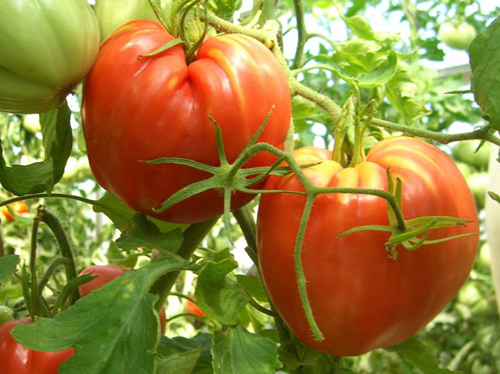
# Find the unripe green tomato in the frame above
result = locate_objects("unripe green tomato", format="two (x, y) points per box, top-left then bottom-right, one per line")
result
(467, 172), (489, 210)
(0, 0), (100, 114)
(452, 140), (490, 170)
(439, 22), (477, 50)
(94, 0), (168, 41)
(0, 306), (14, 325)
(22, 114), (41, 134)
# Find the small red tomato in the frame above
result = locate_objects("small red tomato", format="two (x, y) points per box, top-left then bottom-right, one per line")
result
(1, 201), (28, 221)
(78, 264), (128, 297)
(186, 299), (205, 318)
(0, 318), (75, 374)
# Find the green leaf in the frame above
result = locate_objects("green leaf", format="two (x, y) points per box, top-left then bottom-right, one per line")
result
(470, 17), (500, 130)
(386, 62), (431, 125)
(389, 336), (462, 374)
(94, 193), (188, 233)
(212, 325), (281, 374)
(157, 334), (212, 374)
(12, 254), (198, 374)
(358, 51), (398, 87)
(116, 214), (183, 254)
(195, 248), (249, 325)
(0, 255), (19, 283)
(235, 275), (269, 303)
(0, 101), (72, 195)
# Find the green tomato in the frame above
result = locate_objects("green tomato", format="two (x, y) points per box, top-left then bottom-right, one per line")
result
(0, 306), (14, 325)
(468, 172), (489, 210)
(22, 114), (41, 134)
(0, 0), (100, 114)
(439, 21), (477, 50)
(94, 0), (169, 41)
(452, 140), (491, 170)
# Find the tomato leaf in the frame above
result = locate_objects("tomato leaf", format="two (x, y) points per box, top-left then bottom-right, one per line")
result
(469, 17), (500, 130)
(116, 214), (183, 254)
(12, 254), (198, 374)
(389, 336), (461, 374)
(212, 325), (281, 374)
(0, 101), (72, 195)
(0, 255), (19, 283)
(195, 248), (249, 325)
(156, 334), (212, 374)
(385, 63), (431, 125)
(235, 275), (269, 303)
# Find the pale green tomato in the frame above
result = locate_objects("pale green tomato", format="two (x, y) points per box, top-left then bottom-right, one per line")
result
(22, 114), (41, 134)
(0, 0), (100, 114)
(94, 0), (169, 41)
(439, 22), (477, 50)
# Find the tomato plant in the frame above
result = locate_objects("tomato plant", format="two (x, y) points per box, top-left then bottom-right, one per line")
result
(1, 201), (28, 222)
(78, 264), (167, 333)
(439, 21), (478, 50)
(0, 0), (100, 114)
(82, 20), (291, 223)
(0, 318), (75, 374)
(257, 137), (479, 356)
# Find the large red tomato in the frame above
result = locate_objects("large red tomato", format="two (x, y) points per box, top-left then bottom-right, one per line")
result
(257, 137), (479, 356)
(82, 20), (291, 223)
(0, 318), (74, 374)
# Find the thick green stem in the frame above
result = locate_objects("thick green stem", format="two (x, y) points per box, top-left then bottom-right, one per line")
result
(29, 208), (43, 319)
(152, 217), (219, 310)
(294, 194), (323, 341)
(233, 206), (258, 257)
(291, 0), (307, 69)
(40, 208), (80, 305)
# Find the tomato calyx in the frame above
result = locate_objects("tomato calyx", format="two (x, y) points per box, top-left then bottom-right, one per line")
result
(337, 170), (476, 259)
(147, 108), (291, 223)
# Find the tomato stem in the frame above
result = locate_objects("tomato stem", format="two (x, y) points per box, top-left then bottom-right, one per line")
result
(151, 217), (219, 312)
(39, 207), (80, 305)
(294, 193), (324, 342)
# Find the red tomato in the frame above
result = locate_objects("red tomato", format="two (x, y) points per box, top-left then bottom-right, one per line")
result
(1, 201), (28, 221)
(186, 298), (205, 318)
(82, 20), (291, 223)
(257, 137), (479, 356)
(0, 318), (74, 374)
(78, 265), (167, 333)
(78, 264), (128, 297)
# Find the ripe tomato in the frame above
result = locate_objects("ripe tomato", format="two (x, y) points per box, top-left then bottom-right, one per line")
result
(257, 137), (479, 356)
(0, 318), (75, 374)
(186, 298), (205, 318)
(78, 264), (128, 297)
(82, 20), (291, 223)
(0, 0), (99, 114)
(78, 265), (167, 333)
(1, 201), (28, 222)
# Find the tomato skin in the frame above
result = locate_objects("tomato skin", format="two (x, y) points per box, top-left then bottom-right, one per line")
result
(78, 264), (128, 297)
(257, 137), (479, 356)
(0, 0), (99, 114)
(186, 299), (205, 318)
(82, 20), (291, 223)
(1, 201), (28, 222)
(0, 318), (75, 374)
